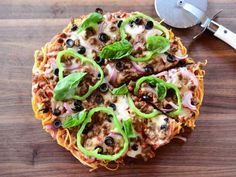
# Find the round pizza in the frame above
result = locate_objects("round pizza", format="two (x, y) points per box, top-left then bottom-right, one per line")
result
(32, 9), (205, 170)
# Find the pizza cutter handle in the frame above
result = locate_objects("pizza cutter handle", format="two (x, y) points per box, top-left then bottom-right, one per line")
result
(209, 20), (236, 49)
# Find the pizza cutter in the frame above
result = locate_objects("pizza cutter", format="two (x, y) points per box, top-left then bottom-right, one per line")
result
(154, 0), (236, 49)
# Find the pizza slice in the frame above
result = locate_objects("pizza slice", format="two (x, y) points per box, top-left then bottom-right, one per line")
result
(128, 62), (205, 128)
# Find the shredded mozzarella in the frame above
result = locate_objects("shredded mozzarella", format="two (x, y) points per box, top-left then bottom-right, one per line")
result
(125, 24), (145, 39)
(115, 96), (130, 121)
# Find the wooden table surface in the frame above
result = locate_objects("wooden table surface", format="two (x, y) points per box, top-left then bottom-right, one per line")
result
(0, 0), (236, 176)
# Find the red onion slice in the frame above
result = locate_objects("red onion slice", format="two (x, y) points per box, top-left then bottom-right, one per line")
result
(44, 124), (57, 139)
(98, 21), (108, 34)
(160, 107), (174, 113)
(182, 91), (196, 110)
(175, 54), (188, 60)
(174, 50), (188, 60)
(155, 71), (168, 77)
(174, 135), (187, 142)
(131, 61), (145, 73)
(106, 64), (117, 83)
(63, 102), (73, 114)
(161, 102), (178, 113)
(65, 63), (81, 70)
(140, 86), (156, 96)
(44, 124), (53, 130)
(181, 69), (199, 87)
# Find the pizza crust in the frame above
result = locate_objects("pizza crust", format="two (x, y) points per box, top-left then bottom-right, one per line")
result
(32, 11), (205, 170)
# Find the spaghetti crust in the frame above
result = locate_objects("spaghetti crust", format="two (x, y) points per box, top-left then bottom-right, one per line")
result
(32, 11), (205, 170)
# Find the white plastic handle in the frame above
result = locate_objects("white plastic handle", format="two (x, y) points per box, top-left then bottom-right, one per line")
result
(213, 22), (236, 49)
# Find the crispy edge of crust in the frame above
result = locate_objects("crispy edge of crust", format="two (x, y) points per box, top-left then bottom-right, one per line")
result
(183, 61), (206, 128)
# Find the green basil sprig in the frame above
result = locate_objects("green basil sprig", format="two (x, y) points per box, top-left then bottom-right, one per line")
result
(122, 118), (137, 138)
(146, 36), (170, 54)
(53, 72), (86, 101)
(62, 110), (87, 128)
(156, 82), (167, 101)
(77, 12), (104, 34)
(99, 39), (133, 59)
(111, 84), (129, 95)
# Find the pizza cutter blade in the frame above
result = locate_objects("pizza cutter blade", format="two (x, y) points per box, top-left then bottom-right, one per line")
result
(154, 0), (236, 49)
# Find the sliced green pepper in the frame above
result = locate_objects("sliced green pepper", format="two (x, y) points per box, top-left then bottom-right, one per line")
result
(164, 82), (182, 117)
(119, 12), (170, 62)
(133, 76), (182, 116)
(56, 49), (104, 101)
(127, 94), (160, 119)
(76, 107), (129, 161)
(120, 12), (169, 40)
(134, 76), (165, 95)
(128, 51), (155, 62)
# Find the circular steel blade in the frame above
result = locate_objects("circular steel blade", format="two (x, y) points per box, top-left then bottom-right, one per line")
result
(154, 0), (208, 28)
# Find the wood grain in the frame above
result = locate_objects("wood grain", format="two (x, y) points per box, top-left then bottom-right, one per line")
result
(0, 0), (236, 176)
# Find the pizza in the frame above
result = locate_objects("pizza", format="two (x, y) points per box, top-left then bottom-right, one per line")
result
(32, 9), (206, 170)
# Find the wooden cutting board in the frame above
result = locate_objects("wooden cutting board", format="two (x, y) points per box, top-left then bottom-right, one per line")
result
(0, 0), (236, 176)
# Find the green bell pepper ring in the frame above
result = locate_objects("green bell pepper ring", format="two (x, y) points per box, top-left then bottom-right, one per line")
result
(164, 82), (182, 117)
(134, 76), (165, 95)
(127, 94), (160, 119)
(128, 51), (155, 62)
(156, 82), (167, 101)
(119, 12), (170, 62)
(76, 107), (129, 161)
(56, 49), (104, 101)
(133, 76), (182, 116)
(120, 12), (169, 40)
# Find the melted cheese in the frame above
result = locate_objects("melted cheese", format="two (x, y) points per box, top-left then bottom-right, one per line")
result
(145, 28), (163, 40)
(105, 64), (113, 77)
(84, 137), (99, 150)
(151, 114), (167, 128)
(127, 143), (142, 158)
(103, 93), (130, 121)
(115, 96), (130, 121)
(71, 31), (95, 58)
(102, 14), (120, 41)
(125, 24), (145, 39)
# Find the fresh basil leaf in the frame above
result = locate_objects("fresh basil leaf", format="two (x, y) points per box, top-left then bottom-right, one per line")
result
(54, 72), (86, 101)
(123, 118), (137, 138)
(111, 84), (129, 95)
(99, 39), (133, 59)
(62, 110), (87, 128)
(77, 12), (104, 34)
(146, 36), (170, 54)
(156, 82), (167, 101)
